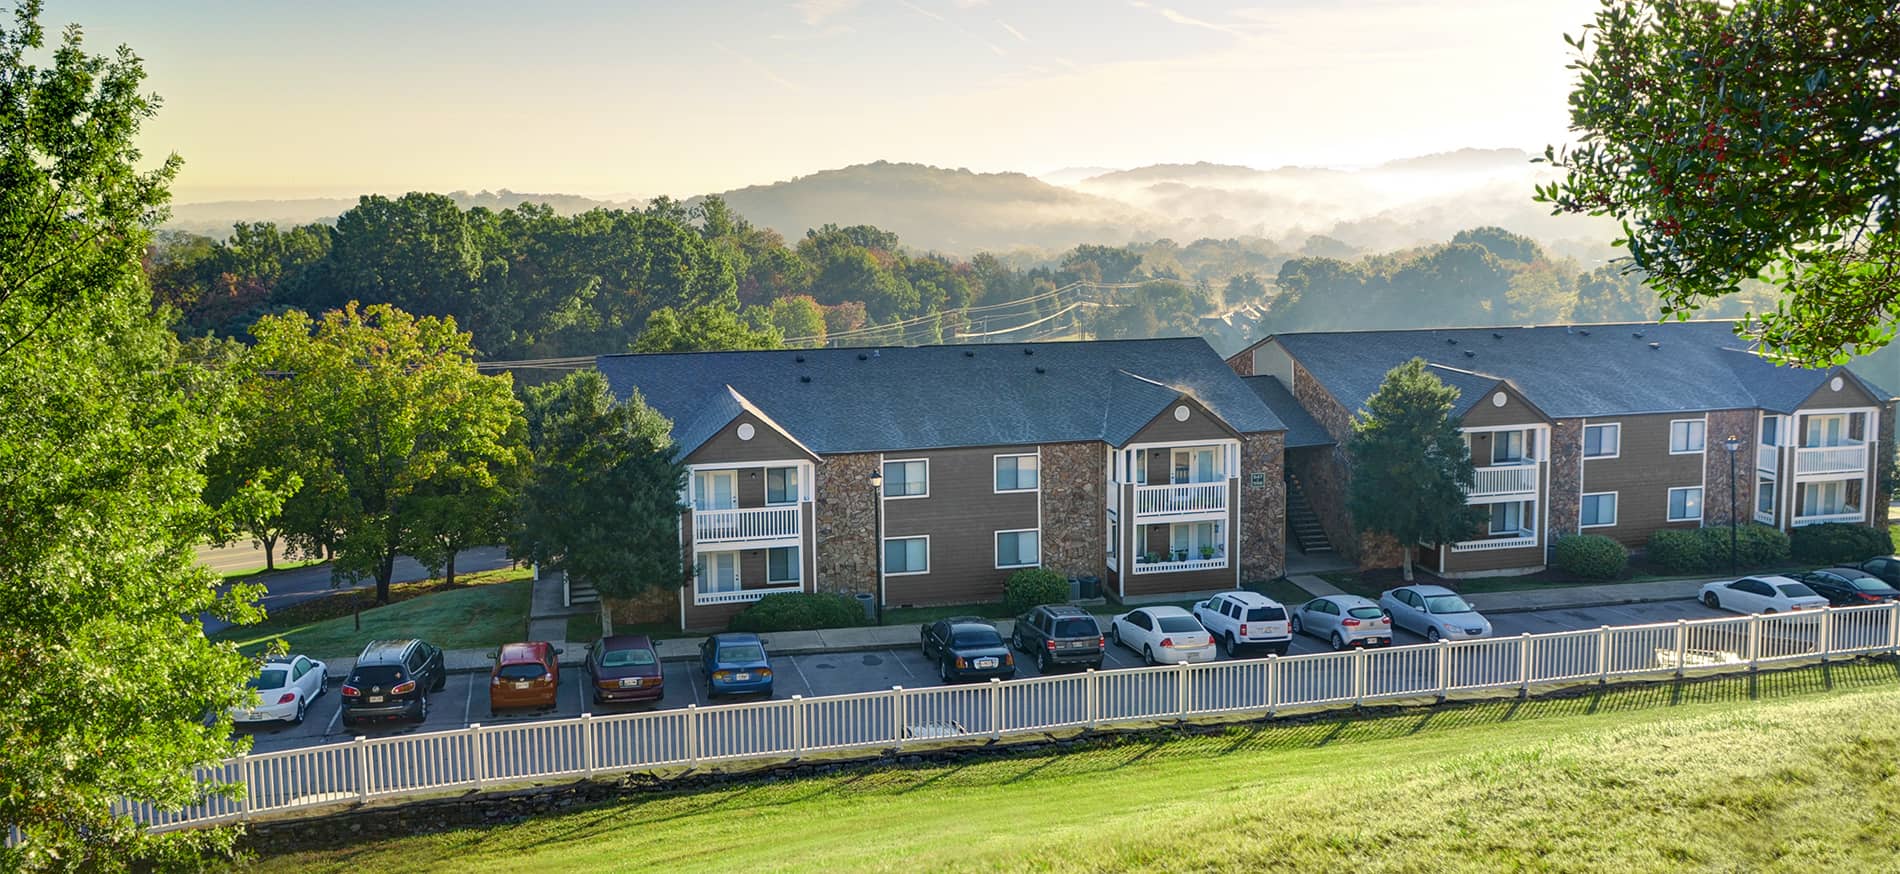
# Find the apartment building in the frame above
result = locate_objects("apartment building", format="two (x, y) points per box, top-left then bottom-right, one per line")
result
(597, 339), (1288, 630)
(1228, 321), (1895, 577)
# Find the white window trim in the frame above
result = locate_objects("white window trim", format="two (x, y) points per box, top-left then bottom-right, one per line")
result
(882, 458), (930, 500)
(765, 545), (801, 584)
(1668, 418), (1707, 455)
(694, 551), (741, 594)
(1582, 423), (1621, 460)
(1666, 486), (1704, 522)
(763, 466), (800, 506)
(993, 528), (1041, 569)
(992, 453), (1040, 494)
(1580, 491), (1618, 528)
(882, 534), (930, 576)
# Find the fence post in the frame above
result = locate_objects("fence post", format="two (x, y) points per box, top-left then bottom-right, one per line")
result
(1890, 601), (1900, 654)
(1747, 615), (1761, 672)
(990, 678), (1005, 740)
(1352, 647), (1366, 707)
(1436, 639), (1451, 702)
(1085, 670), (1099, 729)
(1176, 661), (1191, 720)
(1597, 625), (1611, 684)
(1265, 654), (1279, 717)
(236, 754), (253, 820)
(685, 706), (700, 769)
(470, 724), (486, 790)
(1517, 633), (1532, 697)
(1818, 606), (1832, 662)
(579, 713), (596, 779)
(791, 696), (806, 759)
(890, 686), (905, 750)
(1673, 619), (1688, 679)
(353, 736), (371, 803)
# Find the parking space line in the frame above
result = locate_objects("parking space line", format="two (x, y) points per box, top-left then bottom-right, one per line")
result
(887, 649), (914, 679)
(685, 663), (703, 706)
(787, 653), (814, 694)
(464, 674), (476, 725)
(325, 699), (344, 736)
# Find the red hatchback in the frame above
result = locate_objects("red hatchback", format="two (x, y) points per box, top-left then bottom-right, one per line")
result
(487, 641), (562, 713)
(586, 635), (665, 706)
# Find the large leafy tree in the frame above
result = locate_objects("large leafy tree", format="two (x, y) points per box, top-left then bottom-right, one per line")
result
(1347, 359), (1486, 581)
(197, 336), (307, 571)
(633, 292), (784, 353)
(249, 302), (527, 602)
(513, 370), (686, 599)
(1540, 0), (1900, 364)
(0, 2), (257, 867)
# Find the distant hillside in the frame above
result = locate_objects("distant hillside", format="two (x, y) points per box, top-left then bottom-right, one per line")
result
(164, 189), (638, 238)
(1375, 147), (1534, 173)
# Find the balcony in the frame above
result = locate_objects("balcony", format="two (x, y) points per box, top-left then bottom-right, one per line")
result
(1449, 532), (1536, 553)
(694, 583), (803, 606)
(692, 505), (800, 545)
(1130, 553), (1229, 575)
(1794, 442), (1866, 476)
(1132, 482), (1228, 518)
(1468, 464), (1537, 500)
(1757, 443), (1777, 473)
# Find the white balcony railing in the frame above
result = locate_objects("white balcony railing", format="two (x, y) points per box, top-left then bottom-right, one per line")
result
(694, 584), (802, 606)
(1794, 443), (1867, 476)
(692, 505), (800, 544)
(1757, 443), (1777, 473)
(1133, 482), (1227, 517)
(1131, 556), (1229, 575)
(1793, 511), (1865, 526)
(1468, 464), (1537, 499)
(1449, 533), (1537, 553)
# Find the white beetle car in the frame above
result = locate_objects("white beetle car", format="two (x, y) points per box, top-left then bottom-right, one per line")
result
(1379, 585), (1493, 642)
(1698, 575), (1829, 615)
(1109, 606), (1216, 665)
(231, 654), (327, 726)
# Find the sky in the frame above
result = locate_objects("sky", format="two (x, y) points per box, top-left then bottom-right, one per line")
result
(55, 0), (1600, 203)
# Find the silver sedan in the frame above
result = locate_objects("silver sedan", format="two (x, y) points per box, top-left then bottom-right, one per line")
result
(1379, 585), (1493, 642)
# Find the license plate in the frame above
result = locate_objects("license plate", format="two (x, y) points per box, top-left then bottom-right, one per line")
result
(1465, 628), (1483, 635)
(619, 678), (641, 688)
(974, 658), (998, 670)
(513, 682), (532, 690)
(734, 673), (750, 681)
(367, 696), (384, 704)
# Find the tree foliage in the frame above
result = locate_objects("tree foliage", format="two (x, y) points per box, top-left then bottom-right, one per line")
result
(1540, 0), (1900, 364)
(0, 2), (256, 866)
(1346, 359), (1486, 580)
(513, 370), (686, 598)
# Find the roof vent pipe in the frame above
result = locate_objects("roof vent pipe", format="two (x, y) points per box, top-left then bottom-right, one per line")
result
(1024, 348), (1035, 355)
(800, 375), (811, 383)
(857, 353), (868, 361)
(1579, 329), (1591, 336)
(1649, 342), (1661, 350)
(1464, 350), (1476, 358)
(1446, 338), (1458, 345)
(795, 355), (805, 363)
(1035, 366), (1046, 374)
(1492, 332), (1503, 339)
(1632, 331), (1645, 338)
(964, 350), (975, 357)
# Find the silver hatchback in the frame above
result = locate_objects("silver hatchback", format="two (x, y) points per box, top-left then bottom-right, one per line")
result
(1291, 595), (1393, 650)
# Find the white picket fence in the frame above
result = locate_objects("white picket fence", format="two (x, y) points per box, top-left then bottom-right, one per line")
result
(96, 602), (1900, 833)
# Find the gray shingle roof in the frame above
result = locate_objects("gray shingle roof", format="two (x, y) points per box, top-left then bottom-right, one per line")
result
(1241, 376), (1333, 448)
(670, 385), (819, 460)
(1270, 321), (1894, 418)
(596, 338), (1284, 455)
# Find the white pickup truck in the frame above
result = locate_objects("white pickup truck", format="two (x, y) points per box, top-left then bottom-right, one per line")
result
(1192, 590), (1294, 657)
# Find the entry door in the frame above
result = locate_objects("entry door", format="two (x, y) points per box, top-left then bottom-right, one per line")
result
(696, 552), (739, 593)
(1172, 448), (1217, 483)
(693, 470), (737, 511)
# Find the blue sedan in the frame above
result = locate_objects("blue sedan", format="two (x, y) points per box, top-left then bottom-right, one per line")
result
(700, 632), (773, 699)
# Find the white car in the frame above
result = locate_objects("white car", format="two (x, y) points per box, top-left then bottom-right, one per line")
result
(1109, 606), (1216, 665)
(1291, 595), (1393, 650)
(1699, 575), (1829, 615)
(231, 654), (327, 725)
(1192, 590), (1292, 656)
(1379, 585), (1493, 642)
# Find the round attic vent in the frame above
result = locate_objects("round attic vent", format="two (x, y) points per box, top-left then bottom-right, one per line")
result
(1491, 391), (1508, 408)
(1173, 405), (1191, 422)
(737, 423), (756, 441)
(1831, 376), (1844, 392)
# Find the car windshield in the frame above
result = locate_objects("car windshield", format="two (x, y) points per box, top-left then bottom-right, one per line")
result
(1851, 578), (1897, 592)
(600, 648), (657, 668)
(1424, 595), (1474, 614)
(715, 644), (765, 663)
(952, 629), (1003, 647)
(1246, 606), (1286, 621)
(247, 669), (288, 690)
(1347, 606), (1385, 620)
(1156, 616), (1201, 633)
(1052, 618), (1098, 637)
(350, 665), (404, 685)
(1777, 583), (1818, 598)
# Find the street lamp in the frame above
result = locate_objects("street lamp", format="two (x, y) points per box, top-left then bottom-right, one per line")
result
(1723, 434), (1741, 573)
(869, 471), (884, 625)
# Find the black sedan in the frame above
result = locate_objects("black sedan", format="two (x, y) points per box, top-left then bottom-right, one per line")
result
(920, 618), (1015, 684)
(1790, 568), (1900, 606)
(1859, 556), (1900, 587)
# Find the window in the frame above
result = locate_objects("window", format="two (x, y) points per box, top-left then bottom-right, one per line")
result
(1172, 447), (1219, 483)
(766, 546), (800, 584)
(1492, 430), (1526, 465)
(1756, 478), (1776, 516)
(1168, 521), (1223, 560)
(1667, 486), (1703, 521)
(1106, 512), (1118, 562)
(1760, 416), (1779, 447)
(1488, 501), (1526, 536)
(765, 467), (798, 505)
(695, 552), (739, 593)
(692, 470), (737, 510)
(994, 454), (1039, 492)
(1669, 419), (1706, 454)
(1798, 480), (1862, 517)
(1583, 424), (1620, 458)
(882, 459), (928, 497)
(995, 529), (1039, 568)
(883, 536), (928, 575)
(1580, 492), (1617, 527)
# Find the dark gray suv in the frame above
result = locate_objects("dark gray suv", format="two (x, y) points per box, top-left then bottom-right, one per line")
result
(1010, 604), (1105, 672)
(341, 639), (446, 726)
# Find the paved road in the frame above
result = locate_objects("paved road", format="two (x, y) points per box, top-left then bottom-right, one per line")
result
(204, 546), (514, 634)
(198, 541), (301, 575)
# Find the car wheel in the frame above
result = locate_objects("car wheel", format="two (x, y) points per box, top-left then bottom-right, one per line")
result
(1111, 626), (1123, 647)
(939, 659), (953, 684)
(1703, 592), (1719, 609)
(1290, 615), (1304, 636)
(1036, 649), (1048, 672)
(417, 691), (430, 723)
(433, 672), (446, 693)
(1143, 645), (1157, 666)
(1330, 632), (1345, 651)
(1222, 633), (1239, 658)
(1427, 627), (1442, 643)
(706, 684), (719, 700)
(290, 698), (306, 726)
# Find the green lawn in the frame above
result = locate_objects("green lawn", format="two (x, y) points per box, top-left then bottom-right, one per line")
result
(219, 558), (323, 580)
(213, 578), (532, 660)
(262, 660), (1900, 873)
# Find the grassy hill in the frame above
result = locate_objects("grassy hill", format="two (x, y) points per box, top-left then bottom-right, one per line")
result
(263, 659), (1900, 872)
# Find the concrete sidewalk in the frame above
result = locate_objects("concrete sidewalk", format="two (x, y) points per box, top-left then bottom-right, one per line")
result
(1286, 573), (1710, 614)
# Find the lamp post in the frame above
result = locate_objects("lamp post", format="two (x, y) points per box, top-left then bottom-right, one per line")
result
(1723, 434), (1741, 573)
(869, 471), (884, 625)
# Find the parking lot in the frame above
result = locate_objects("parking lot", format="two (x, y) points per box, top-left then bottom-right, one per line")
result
(240, 597), (1732, 755)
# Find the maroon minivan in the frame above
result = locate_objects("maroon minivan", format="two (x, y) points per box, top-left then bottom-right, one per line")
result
(586, 635), (664, 705)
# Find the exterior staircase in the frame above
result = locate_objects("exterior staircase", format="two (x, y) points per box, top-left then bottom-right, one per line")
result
(1286, 475), (1333, 555)
(564, 575), (599, 609)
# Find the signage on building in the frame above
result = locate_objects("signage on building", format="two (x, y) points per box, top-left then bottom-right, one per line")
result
(1249, 472), (1266, 488)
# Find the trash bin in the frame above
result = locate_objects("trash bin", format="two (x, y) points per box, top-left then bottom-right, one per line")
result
(855, 592), (877, 622)
(1077, 576), (1101, 600)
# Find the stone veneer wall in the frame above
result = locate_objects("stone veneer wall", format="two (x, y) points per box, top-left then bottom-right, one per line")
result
(1239, 431), (1286, 580)
(1879, 404), (1896, 530)
(1702, 409), (1758, 528)
(1546, 419), (1583, 539)
(1287, 360), (1402, 568)
(1227, 350), (1254, 377)
(1040, 441), (1105, 579)
(815, 452), (880, 597)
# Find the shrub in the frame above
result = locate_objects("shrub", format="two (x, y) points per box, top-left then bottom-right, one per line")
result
(1646, 529), (1712, 574)
(1552, 534), (1628, 580)
(728, 592), (868, 632)
(1004, 568), (1069, 614)
(1691, 523), (1790, 568)
(1790, 522), (1892, 566)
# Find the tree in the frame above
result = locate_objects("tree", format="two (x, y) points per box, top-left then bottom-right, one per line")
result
(1222, 272), (1269, 306)
(1452, 226), (1543, 264)
(199, 336), (307, 571)
(0, 2), (258, 866)
(633, 293), (784, 352)
(764, 294), (827, 347)
(250, 303), (527, 602)
(512, 370), (686, 599)
(1540, 0), (1900, 364)
(1346, 359), (1486, 581)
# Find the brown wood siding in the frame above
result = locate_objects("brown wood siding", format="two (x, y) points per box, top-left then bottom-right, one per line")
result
(1124, 394), (1240, 445)
(882, 445), (1040, 607)
(1800, 373), (1882, 409)
(684, 410), (816, 465)
(1457, 382), (1549, 428)
(1579, 413), (1709, 546)
(1442, 544), (1545, 574)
